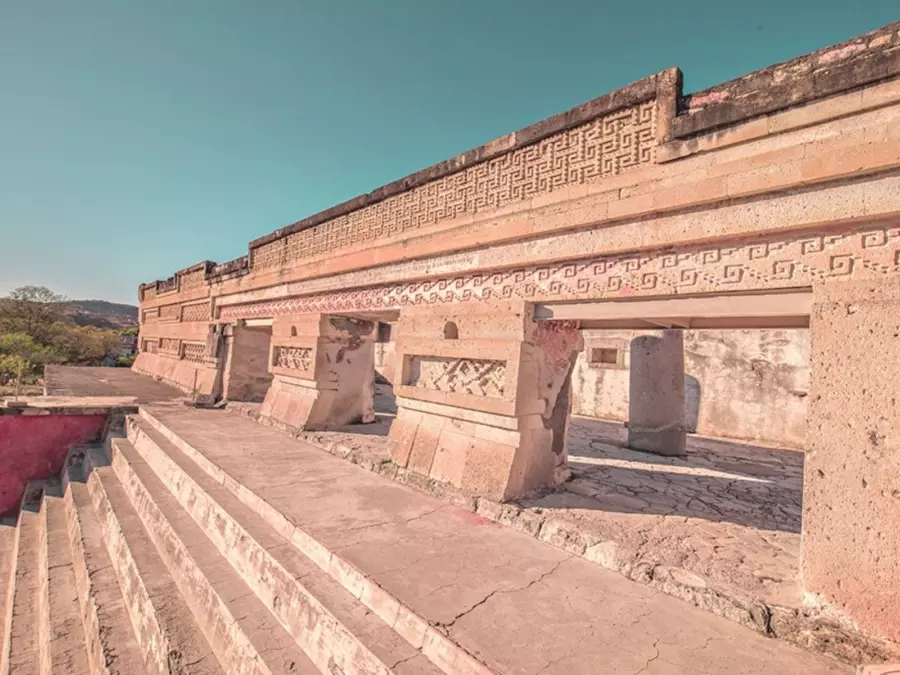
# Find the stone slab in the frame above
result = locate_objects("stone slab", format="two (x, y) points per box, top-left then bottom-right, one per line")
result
(142, 404), (850, 674)
(43, 366), (183, 403)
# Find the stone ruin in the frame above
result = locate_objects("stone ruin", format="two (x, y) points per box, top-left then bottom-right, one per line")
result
(1, 22), (898, 675)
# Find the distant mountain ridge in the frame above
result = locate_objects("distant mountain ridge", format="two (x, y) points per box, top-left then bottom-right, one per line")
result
(61, 299), (138, 329)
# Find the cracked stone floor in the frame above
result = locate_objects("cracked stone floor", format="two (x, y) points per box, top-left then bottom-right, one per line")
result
(292, 384), (804, 610)
(147, 404), (844, 674)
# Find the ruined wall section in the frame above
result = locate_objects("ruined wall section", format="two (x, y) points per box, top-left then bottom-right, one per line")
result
(673, 22), (899, 138)
(573, 328), (809, 448)
(134, 262), (221, 399)
(135, 22), (900, 406)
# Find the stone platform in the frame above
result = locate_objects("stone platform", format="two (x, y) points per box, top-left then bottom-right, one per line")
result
(229, 384), (897, 664)
(134, 402), (847, 674)
(23, 367), (896, 668)
(235, 386), (802, 605)
(44, 365), (184, 402)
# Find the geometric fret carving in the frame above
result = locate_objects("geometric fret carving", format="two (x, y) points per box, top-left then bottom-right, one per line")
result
(159, 304), (180, 320)
(273, 346), (313, 371)
(181, 342), (206, 363)
(181, 303), (211, 322)
(141, 339), (159, 354)
(406, 356), (506, 398)
(251, 102), (657, 270)
(159, 338), (180, 355)
(179, 270), (206, 291)
(221, 225), (900, 321)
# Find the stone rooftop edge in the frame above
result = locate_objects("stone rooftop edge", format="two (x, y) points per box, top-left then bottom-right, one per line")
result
(140, 20), (900, 291)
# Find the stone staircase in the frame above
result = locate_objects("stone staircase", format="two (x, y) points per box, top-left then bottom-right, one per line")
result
(0, 406), (854, 674)
(0, 433), (446, 674)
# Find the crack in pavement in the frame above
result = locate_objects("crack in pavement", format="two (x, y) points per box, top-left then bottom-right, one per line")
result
(333, 504), (448, 549)
(388, 652), (419, 669)
(437, 556), (572, 629)
(633, 638), (660, 675)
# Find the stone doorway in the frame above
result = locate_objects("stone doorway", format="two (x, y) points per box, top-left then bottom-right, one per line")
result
(222, 320), (274, 402)
(546, 322), (809, 616)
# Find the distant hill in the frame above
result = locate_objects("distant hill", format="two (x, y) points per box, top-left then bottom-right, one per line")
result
(61, 300), (138, 329)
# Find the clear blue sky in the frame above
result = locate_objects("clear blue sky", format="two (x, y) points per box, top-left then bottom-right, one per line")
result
(1, 1), (896, 304)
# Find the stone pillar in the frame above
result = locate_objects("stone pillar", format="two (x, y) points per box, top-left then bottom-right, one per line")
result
(803, 280), (900, 644)
(627, 330), (686, 456)
(221, 322), (274, 403)
(260, 314), (375, 430)
(387, 301), (582, 502)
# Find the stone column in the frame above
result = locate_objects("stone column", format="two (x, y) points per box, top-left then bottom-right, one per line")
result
(803, 279), (900, 644)
(387, 301), (582, 501)
(627, 330), (687, 456)
(221, 322), (274, 402)
(260, 314), (375, 430)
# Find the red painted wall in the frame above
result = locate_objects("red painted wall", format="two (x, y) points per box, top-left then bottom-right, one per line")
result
(0, 415), (107, 516)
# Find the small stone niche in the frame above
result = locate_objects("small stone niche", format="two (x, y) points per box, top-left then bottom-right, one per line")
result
(589, 346), (624, 369)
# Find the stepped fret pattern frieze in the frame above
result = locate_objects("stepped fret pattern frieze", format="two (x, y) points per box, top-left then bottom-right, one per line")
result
(180, 270), (206, 291)
(251, 101), (656, 270)
(159, 304), (180, 320)
(181, 343), (206, 363)
(181, 303), (211, 322)
(222, 225), (900, 320)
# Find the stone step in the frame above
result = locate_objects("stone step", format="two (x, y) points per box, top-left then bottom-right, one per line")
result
(107, 437), (318, 675)
(81, 446), (225, 675)
(63, 463), (150, 675)
(40, 484), (91, 675)
(3, 486), (45, 675)
(0, 518), (17, 675)
(127, 416), (447, 675)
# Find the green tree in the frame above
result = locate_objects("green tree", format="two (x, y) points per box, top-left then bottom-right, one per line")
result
(0, 332), (53, 397)
(7, 285), (66, 304)
(0, 286), (124, 383)
(0, 286), (66, 344)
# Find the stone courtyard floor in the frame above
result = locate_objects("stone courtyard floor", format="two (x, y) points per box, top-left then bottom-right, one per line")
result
(287, 384), (804, 611)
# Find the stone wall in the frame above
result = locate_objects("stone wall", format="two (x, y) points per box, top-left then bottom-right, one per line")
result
(573, 329), (809, 448)
(380, 328), (809, 448)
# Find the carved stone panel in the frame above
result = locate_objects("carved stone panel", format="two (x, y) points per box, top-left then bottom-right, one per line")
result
(406, 356), (507, 398)
(251, 101), (656, 270)
(159, 304), (180, 320)
(273, 346), (313, 372)
(222, 224), (900, 320)
(179, 269), (206, 291)
(181, 303), (211, 322)
(159, 338), (180, 355)
(181, 342), (206, 363)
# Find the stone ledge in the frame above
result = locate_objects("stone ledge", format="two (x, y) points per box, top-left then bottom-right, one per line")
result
(0, 396), (139, 416)
(674, 23), (900, 138)
(226, 400), (900, 667)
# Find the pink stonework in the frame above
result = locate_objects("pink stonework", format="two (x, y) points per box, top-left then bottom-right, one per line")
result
(0, 415), (106, 516)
